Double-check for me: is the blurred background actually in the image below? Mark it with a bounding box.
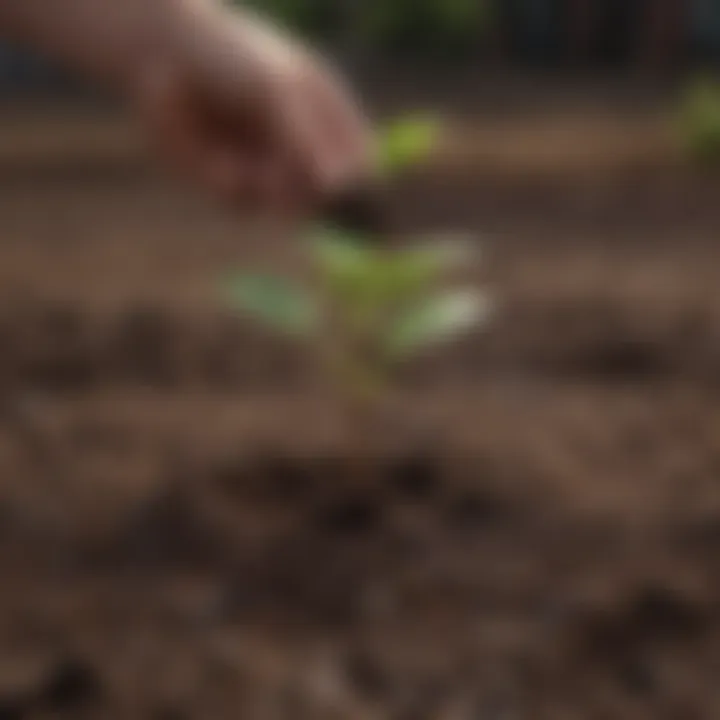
[3,0,720,79]
[2,2,720,719]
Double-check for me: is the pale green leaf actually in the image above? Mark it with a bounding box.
[224,275,319,335]
[386,289,490,358]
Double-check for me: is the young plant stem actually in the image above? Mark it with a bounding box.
[319,334,391,480]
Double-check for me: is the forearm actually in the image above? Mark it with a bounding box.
[0,0,211,91]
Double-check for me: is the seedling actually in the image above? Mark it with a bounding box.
[227,229,487,406]
[223,115,490,422]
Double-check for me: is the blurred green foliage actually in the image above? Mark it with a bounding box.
[678,77,720,164]
[376,114,440,176]
[356,0,493,55]
[238,0,331,36]
[231,0,494,54]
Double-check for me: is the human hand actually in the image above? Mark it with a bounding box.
[133,1,372,218]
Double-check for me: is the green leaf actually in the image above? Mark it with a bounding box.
[356,237,478,307]
[309,227,383,323]
[309,227,428,324]
[678,77,720,162]
[224,275,319,335]
[310,225,375,280]
[363,252,443,306]
[310,229,481,331]
[392,235,477,283]
[378,115,440,175]
[386,289,490,358]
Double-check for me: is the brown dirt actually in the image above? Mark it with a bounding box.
[2,99,720,719]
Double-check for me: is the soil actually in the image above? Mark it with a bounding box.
[2,93,720,719]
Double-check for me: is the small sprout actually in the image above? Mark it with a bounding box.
[226,231,489,413]
[678,77,720,164]
[376,114,440,176]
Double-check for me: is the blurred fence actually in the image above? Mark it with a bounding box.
[693,0,720,60]
[235,0,720,63]
[1,0,720,96]
[240,0,494,57]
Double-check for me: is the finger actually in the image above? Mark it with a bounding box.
[303,63,374,183]
[267,74,344,204]
[138,69,261,210]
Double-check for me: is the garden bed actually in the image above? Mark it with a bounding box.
[2,96,720,718]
